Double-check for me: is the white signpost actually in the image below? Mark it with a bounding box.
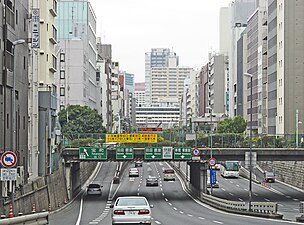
[245,152,257,169]
[162,146,173,159]
[0,168,17,181]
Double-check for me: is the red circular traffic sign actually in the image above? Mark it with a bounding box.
[208,157,217,167]
[1,151,17,168]
[192,148,200,156]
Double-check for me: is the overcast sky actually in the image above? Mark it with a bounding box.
[89,0,232,82]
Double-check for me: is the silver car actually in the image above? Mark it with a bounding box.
[111,196,153,225]
[87,183,102,195]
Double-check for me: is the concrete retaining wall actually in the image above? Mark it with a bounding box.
[1,160,97,217]
[258,161,304,189]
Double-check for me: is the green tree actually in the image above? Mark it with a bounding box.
[216,116,247,134]
[58,105,106,139]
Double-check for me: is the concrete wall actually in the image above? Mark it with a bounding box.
[1,160,97,216]
[259,161,304,189]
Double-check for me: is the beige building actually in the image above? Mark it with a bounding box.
[28,0,58,179]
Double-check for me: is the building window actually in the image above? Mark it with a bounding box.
[7,114,9,129]
[23,56,26,69]
[23,116,25,129]
[15,10,18,24]
[60,53,65,62]
[60,70,65,79]
[52,55,57,69]
[60,87,65,96]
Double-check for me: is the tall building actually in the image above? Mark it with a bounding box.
[150,55,191,106]
[96,38,113,132]
[276,0,304,135]
[134,82,145,107]
[56,0,98,112]
[245,2,267,135]
[0,1,29,182]
[145,48,177,106]
[222,0,256,117]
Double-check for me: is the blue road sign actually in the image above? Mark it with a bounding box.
[210,169,216,185]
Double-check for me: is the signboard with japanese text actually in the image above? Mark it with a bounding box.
[106,134,157,143]
[31,9,40,48]
[0,168,17,181]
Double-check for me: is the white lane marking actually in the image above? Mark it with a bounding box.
[213,221,223,224]
[229,193,234,196]
[198,217,205,220]
[180,211,184,214]
[264,198,270,202]
[286,196,291,199]
[155,221,161,224]
[293,198,299,201]
[236,184,240,187]
[238,198,243,201]
[229,181,233,184]
[221,188,226,191]
[168,202,172,206]
[173,207,177,210]
[162,193,165,196]
[278,203,284,207]
[75,193,84,225]
[165,198,168,201]
[253,193,258,196]
[160,188,163,191]
[187,214,193,217]
[244,188,248,191]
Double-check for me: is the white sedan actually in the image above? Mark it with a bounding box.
[129,168,139,177]
[111,196,153,225]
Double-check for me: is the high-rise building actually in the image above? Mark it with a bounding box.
[56,0,98,112]
[145,48,178,106]
[96,38,113,132]
[221,0,256,117]
[275,0,304,136]
[0,1,29,181]
[150,54,190,106]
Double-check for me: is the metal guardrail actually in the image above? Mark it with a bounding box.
[0,212,48,225]
[170,162,280,217]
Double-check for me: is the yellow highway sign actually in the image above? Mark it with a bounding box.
[106,134,157,143]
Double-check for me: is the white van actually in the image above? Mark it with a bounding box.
[163,168,175,181]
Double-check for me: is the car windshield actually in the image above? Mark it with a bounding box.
[130,168,138,171]
[266,172,274,177]
[164,169,174,174]
[116,198,147,206]
[88,184,100,188]
[147,177,157,180]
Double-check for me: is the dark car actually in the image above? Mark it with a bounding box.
[135,161,143,167]
[146,176,159,186]
[264,171,275,183]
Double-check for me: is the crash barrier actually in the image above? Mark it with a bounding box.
[0,211,48,225]
[251,201,277,214]
[169,162,281,218]
[201,193,247,211]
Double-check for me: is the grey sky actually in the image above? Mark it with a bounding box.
[90,0,232,82]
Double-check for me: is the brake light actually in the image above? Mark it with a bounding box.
[138,209,150,214]
[164,171,174,174]
[114,210,125,215]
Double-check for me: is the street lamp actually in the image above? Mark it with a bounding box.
[296,109,302,148]
[244,72,253,211]
[12,39,26,152]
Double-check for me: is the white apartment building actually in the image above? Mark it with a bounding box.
[136,106,180,129]
[150,56,192,106]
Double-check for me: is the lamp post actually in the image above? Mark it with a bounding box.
[206,106,213,158]
[244,72,253,211]
[12,39,26,152]
[296,109,302,148]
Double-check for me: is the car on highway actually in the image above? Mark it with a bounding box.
[146,176,159,186]
[111,196,153,225]
[264,171,275,183]
[129,168,139,177]
[87,183,103,195]
[163,168,175,181]
[135,161,143,167]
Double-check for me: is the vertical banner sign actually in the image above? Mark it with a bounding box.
[210,169,216,185]
[162,146,173,160]
[32,9,40,48]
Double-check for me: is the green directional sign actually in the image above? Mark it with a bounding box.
[174,147,192,160]
[79,147,107,160]
[116,147,134,160]
[144,147,162,160]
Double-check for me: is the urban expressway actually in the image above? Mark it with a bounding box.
[49,162,303,225]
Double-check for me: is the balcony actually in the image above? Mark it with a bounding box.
[49,0,57,16]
